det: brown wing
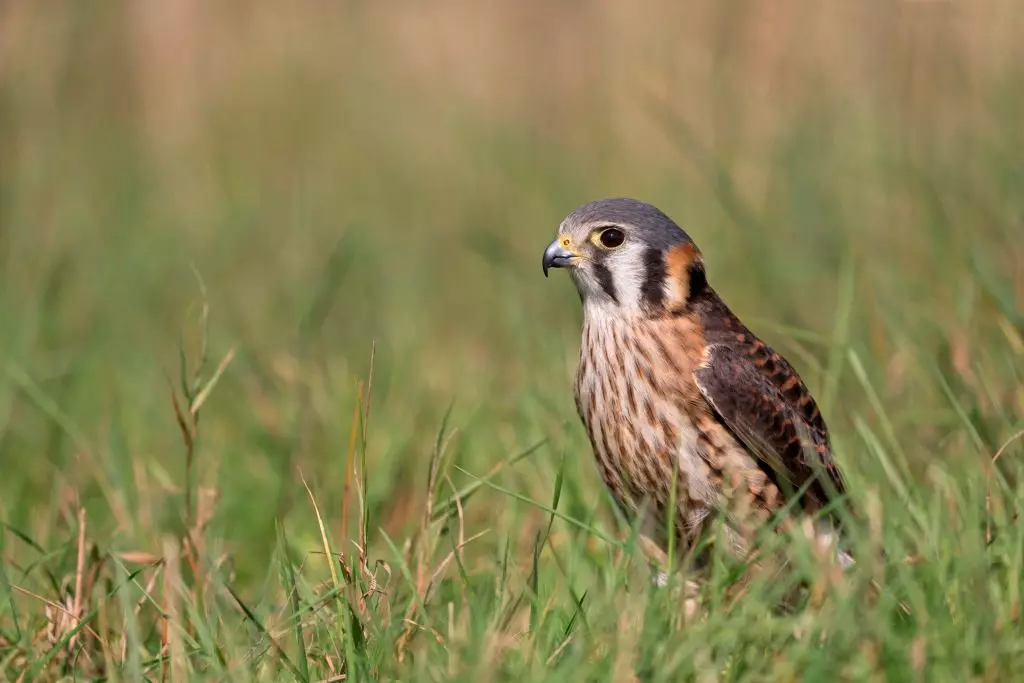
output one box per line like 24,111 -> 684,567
694,313 -> 845,510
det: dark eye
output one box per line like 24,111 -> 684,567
598,227 -> 625,248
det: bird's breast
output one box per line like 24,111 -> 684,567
574,315 -> 721,522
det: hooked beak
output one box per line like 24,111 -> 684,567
542,239 -> 579,277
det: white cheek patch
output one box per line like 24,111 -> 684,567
599,247 -> 647,314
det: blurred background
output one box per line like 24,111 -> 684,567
2,1 -> 1023,588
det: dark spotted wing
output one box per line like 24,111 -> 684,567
694,312 -> 845,509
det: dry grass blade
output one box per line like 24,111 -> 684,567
986,430 -> 1024,545
428,530 -> 488,600
122,561 -> 165,665
21,563 -> 156,681
361,341 -> 375,452
24,603 -> 103,681
189,346 -> 237,417
8,584 -> 104,644
118,551 -> 163,564
300,473 -> 341,591
358,343 -> 375,593
163,536 -> 187,682
71,508 -> 86,650
991,430 -> 1024,466
402,618 -> 447,647
396,411 -> 456,662
340,382 -> 364,565
167,377 -> 195,529
426,475 -> 472,597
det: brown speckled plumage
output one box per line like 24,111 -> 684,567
543,198 -> 848,564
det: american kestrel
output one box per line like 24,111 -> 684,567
542,198 -> 848,569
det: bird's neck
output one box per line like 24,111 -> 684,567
581,300 -> 647,328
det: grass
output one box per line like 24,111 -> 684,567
2,1 -> 1024,680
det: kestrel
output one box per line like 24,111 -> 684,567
542,198 -> 848,570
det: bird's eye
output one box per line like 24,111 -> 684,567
598,227 -> 625,249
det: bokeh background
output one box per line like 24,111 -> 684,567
2,1 -> 1024,675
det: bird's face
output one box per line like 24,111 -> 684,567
543,198 -> 706,318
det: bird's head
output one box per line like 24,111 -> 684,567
543,198 -> 707,318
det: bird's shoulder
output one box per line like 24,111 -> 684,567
683,289 -> 845,503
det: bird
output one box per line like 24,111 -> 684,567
542,197 -> 850,575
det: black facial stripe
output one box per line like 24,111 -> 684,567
687,259 -> 707,297
594,262 -> 618,304
640,247 -> 665,311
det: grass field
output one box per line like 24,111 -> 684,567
2,2 -> 1024,680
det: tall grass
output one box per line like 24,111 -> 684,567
1,1 -> 1023,680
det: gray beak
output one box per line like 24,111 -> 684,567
542,240 -> 578,277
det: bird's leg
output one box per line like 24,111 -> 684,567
638,534 -> 701,622
801,517 -> 856,571
637,532 -> 670,585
